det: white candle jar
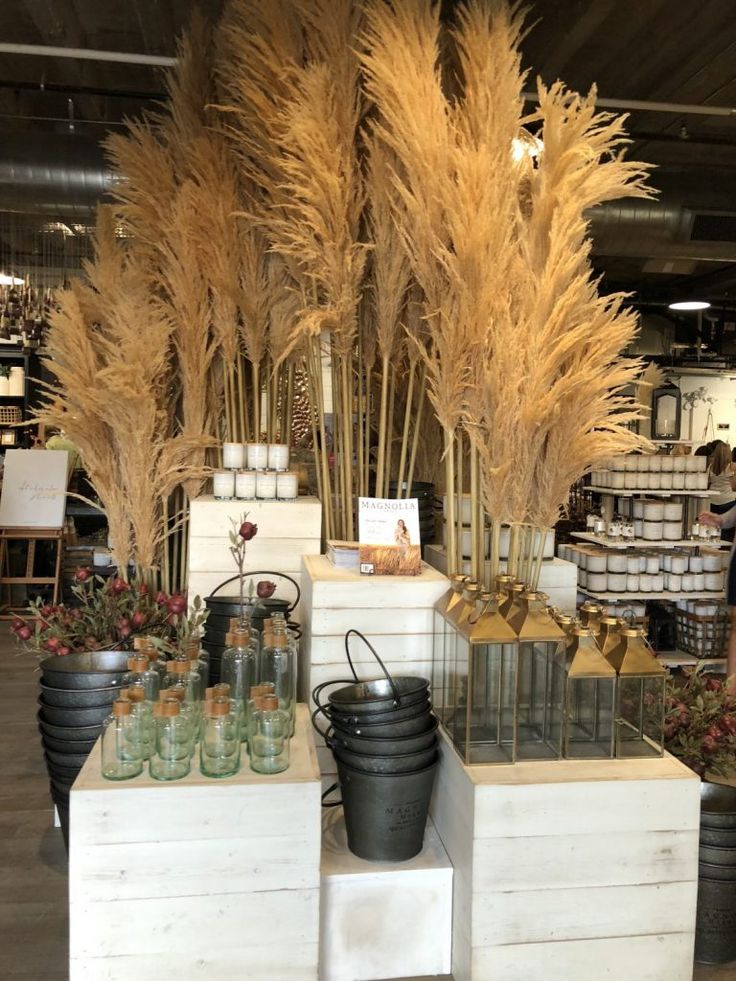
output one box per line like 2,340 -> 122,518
642,521 -> 663,541
608,573 -> 627,592
672,473 -> 685,489
638,455 -> 651,472
670,554 -> 689,575
639,574 -> 653,593
634,519 -> 643,537
222,442 -> 245,470
705,572 -> 724,591
660,472 -> 673,489
645,554 -> 660,574
667,573 -> 682,592
626,554 -> 640,574
660,456 -> 674,472
689,555 -> 704,574
643,501 -> 664,521
610,471 -> 625,489
672,456 -> 686,473
624,472 -> 638,489
587,572 -> 608,592
648,473 -> 662,489
276,471 -> 299,500
681,573 -> 694,592
703,553 -> 723,572
256,470 -> 277,499
268,443 -> 290,471
638,554 -> 647,573
213,470 -> 235,500
652,573 -> 664,592
685,456 -> 699,473
626,573 -> 640,591
684,473 -> 699,490
235,470 -> 257,499
697,472 -> 709,489
663,502 -> 683,521
649,455 -> 662,472
247,443 -> 269,470
693,573 -> 706,590
607,554 -> 628,574
663,521 -> 681,541
624,455 -> 638,472
636,472 -> 649,489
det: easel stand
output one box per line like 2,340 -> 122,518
0,526 -> 63,617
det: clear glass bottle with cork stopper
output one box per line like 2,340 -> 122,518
211,682 -> 240,737
160,685 -> 197,756
150,698 -> 191,781
134,636 -> 168,684
123,654 -> 160,702
248,693 -> 290,774
162,656 -> 202,710
101,698 -> 143,780
221,623 -> 259,740
124,685 -> 155,760
201,696 -> 241,778
259,625 -> 296,736
184,636 -> 209,691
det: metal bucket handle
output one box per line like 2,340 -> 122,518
321,782 -> 342,808
344,629 -> 401,705
311,704 -> 336,744
208,570 -> 301,614
311,678 -> 360,715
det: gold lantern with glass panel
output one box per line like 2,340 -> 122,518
432,575 -> 468,725
506,591 -> 566,760
579,601 -> 604,633
596,615 -> 623,658
560,624 -> 617,759
434,590 -> 518,764
606,626 -> 666,759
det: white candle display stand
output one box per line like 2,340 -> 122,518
430,727 -> 700,980
319,808 -> 453,981
301,554 -> 448,775
424,543 -> 578,613
69,705 -> 321,981
187,495 -> 322,618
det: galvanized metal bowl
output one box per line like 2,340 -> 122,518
39,683 -> 119,708
699,861 -> 736,882
333,744 -> 437,775
327,696 -> 431,726
701,826 -> 736,848
331,709 -> 436,740
40,651 -> 129,690
328,718 -> 439,757
41,735 -> 97,755
37,713 -> 102,742
38,701 -> 111,727
701,782 -> 736,829
327,676 -> 429,715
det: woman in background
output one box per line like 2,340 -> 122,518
708,441 -> 736,544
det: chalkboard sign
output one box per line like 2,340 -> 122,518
0,449 -> 70,529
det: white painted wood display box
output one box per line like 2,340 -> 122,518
430,727 -> 701,981
69,704 -> 322,981
300,554 -> 449,774
187,495 -> 322,616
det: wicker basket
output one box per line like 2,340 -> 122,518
675,607 -> 730,659
0,405 -> 21,425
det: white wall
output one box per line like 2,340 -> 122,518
670,373 -> 736,447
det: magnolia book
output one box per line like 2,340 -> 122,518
358,497 -> 422,576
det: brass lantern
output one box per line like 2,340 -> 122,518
596,616 -> 623,658
432,575 -> 468,725
507,591 -> 566,761
442,591 -> 518,764
579,601 -> 604,633
500,581 -> 525,620
606,626 -> 666,759
560,625 -> 617,759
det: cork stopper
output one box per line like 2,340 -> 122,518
129,655 -> 149,673
160,698 -> 181,717
225,628 -> 251,648
127,686 -> 146,703
265,633 -> 288,649
161,685 -> 186,702
185,637 -> 201,654
210,696 -> 230,717
250,684 -> 268,699
261,694 -> 279,711
205,686 -> 216,700
169,659 -> 189,675
213,683 -> 231,697
118,688 -> 131,700
112,699 -> 132,717
153,702 -> 163,718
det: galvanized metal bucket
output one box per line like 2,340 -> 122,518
696,782 -> 736,963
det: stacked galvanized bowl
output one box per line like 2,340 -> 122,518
37,652 -> 128,847
313,631 -> 438,862
696,782 -> 736,964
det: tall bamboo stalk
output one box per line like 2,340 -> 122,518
405,362 -> 427,498
375,353 -> 390,501
396,359 -> 416,497
384,364 -> 396,498
444,427 -> 457,577
470,440 -> 480,583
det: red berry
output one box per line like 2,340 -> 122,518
722,715 -> 736,735
111,578 -> 129,595
45,637 -> 60,652
118,626 -> 131,639
17,626 -> 32,641
708,725 -> 724,741
74,567 -> 91,582
238,521 -> 258,541
155,591 -> 168,606
256,580 -> 276,599
138,583 -> 149,597
58,646 -> 70,656
131,611 -> 146,629
167,594 -> 187,615
702,736 -> 718,754
10,618 -> 23,633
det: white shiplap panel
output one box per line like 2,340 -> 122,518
309,606 -> 435,637
69,889 -> 319,959
188,537 -> 320,572
471,880 -> 698,947
70,942 -> 319,981
73,833 -> 320,902
470,931 -> 695,981
472,829 -> 698,891
308,632 -> 434,665
304,555 -> 448,610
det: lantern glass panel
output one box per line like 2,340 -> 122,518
616,675 -> 666,758
516,639 -> 565,760
562,630 -> 617,760
432,608 -> 447,724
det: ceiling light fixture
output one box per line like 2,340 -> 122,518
668,300 -> 711,311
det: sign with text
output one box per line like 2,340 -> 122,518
0,449 -> 69,529
358,497 -> 422,576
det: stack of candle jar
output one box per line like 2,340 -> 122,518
100,617 -> 297,782
591,453 -> 708,491
560,542 -> 727,595
212,442 -> 299,502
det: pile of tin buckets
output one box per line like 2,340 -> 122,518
696,782 -> 736,964
312,630 -> 438,862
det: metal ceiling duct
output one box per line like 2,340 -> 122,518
0,134 -> 115,219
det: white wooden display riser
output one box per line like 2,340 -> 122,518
301,555 -> 448,775
429,728 -> 700,981
319,809 -> 452,981
187,495 -> 322,616
69,704 -> 321,981
424,544 -> 578,612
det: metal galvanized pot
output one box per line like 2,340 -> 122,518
37,714 -> 102,742
38,702 -> 111,727
333,745 -> 437,774
39,683 -> 119,708
330,709 -> 436,740
328,718 -> 439,756
41,735 -> 97,755
696,782 -> 736,963
336,757 -> 438,862
40,651 -> 129,689
327,695 -> 432,726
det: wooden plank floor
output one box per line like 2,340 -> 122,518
0,622 -> 735,981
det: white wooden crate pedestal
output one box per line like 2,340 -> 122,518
301,555 -> 449,775
424,544 -> 578,612
187,495 -> 322,617
319,808 -> 452,981
69,704 -> 321,981
429,727 -> 700,980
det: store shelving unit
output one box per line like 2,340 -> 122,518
578,586 -> 723,602
588,486 -> 714,498
572,531 -> 726,550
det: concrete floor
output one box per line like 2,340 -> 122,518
2,624 -> 736,981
